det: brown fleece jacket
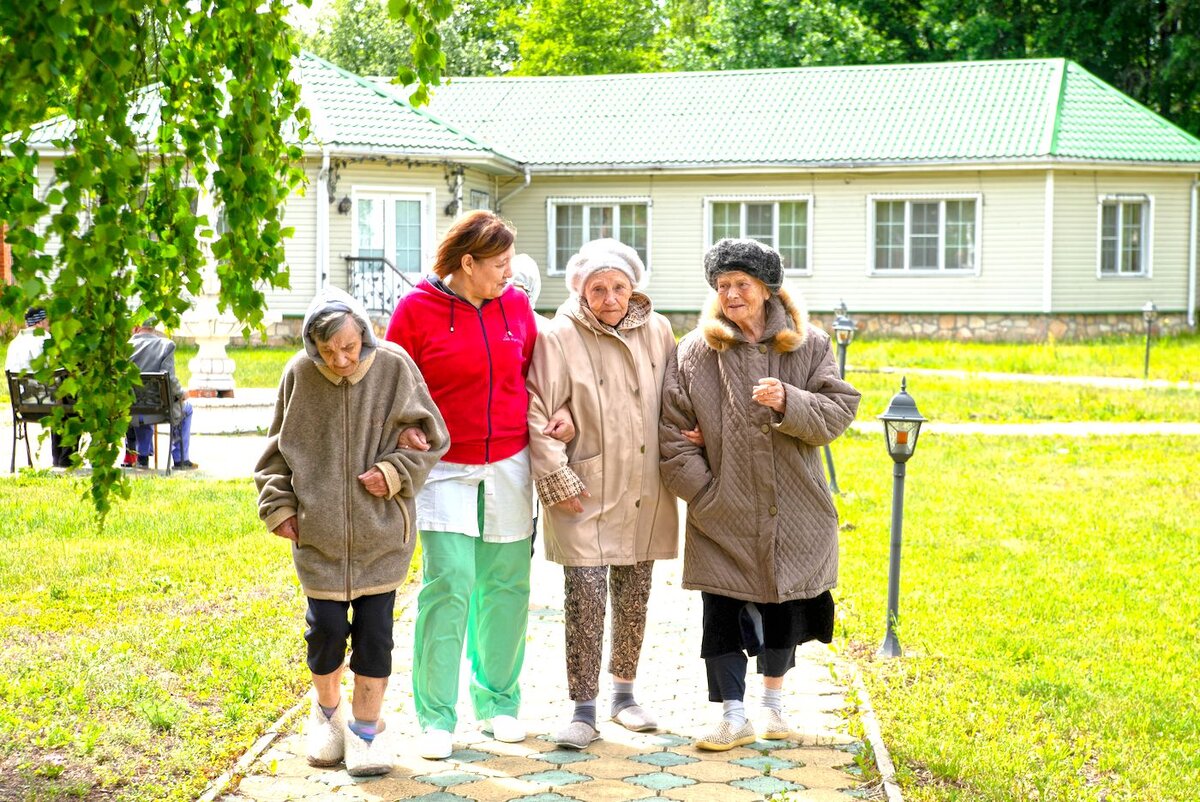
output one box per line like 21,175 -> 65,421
255,342 -> 449,601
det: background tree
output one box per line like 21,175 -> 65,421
510,0 -> 662,75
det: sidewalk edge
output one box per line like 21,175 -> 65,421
845,658 -> 904,802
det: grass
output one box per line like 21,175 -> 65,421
832,430 -> 1200,801
0,476 -> 308,801
173,344 -> 297,390
849,332 -> 1200,382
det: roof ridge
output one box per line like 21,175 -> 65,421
298,50 -> 523,164
1063,59 -> 1200,148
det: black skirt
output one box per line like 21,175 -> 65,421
699,590 -> 835,658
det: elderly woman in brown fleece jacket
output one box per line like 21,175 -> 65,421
659,239 -> 860,751
255,287 -> 448,777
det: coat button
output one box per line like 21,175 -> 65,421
640,444 -> 646,454
758,344 -> 767,353
761,424 -> 770,434
769,505 -> 777,516
635,499 -> 641,508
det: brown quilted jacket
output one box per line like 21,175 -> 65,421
659,288 -> 860,603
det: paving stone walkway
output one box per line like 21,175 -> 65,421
210,554 -> 878,802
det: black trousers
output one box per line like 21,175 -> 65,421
305,591 -> 396,678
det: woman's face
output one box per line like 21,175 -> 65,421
583,269 -> 633,326
462,245 -> 515,304
316,318 -> 363,377
715,270 -> 770,329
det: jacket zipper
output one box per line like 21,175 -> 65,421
343,381 -> 353,599
477,306 -> 494,464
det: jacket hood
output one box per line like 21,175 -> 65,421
559,291 -> 654,334
700,286 -> 809,353
302,287 -> 378,365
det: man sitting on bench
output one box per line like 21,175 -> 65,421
5,307 -> 75,468
123,317 -> 198,470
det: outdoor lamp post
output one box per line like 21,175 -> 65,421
832,302 -> 856,379
877,378 -> 926,658
1142,301 -> 1158,380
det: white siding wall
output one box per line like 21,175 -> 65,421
265,160 -> 320,317
500,170 -> 1047,314
1052,170 -> 1194,312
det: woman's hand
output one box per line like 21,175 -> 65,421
397,426 -> 430,451
752,376 -> 787,413
358,467 -> 389,498
273,516 -> 299,543
682,425 -> 705,447
553,488 -> 591,514
543,406 -> 575,443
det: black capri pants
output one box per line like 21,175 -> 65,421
305,591 -> 396,678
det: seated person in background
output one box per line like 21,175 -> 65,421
5,307 -> 75,468
124,317 -> 198,470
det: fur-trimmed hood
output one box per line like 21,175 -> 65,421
699,286 -> 811,353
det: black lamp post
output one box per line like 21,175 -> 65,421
877,378 -> 926,659
832,300 -> 856,379
1142,301 -> 1158,380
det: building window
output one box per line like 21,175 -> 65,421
547,199 -> 650,274
870,196 -> 979,273
707,198 -> 811,274
354,192 -> 432,272
469,189 -> 491,211
1099,197 -> 1150,276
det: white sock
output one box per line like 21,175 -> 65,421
761,686 -> 783,712
722,699 -> 746,726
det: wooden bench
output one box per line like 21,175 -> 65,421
6,370 -> 177,474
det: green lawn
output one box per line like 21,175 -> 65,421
174,344 -> 298,390
849,332 -> 1200,382
0,477 -> 308,800
833,430 -> 1200,801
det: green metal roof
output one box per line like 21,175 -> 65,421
419,59 -> 1200,170
22,52 -> 522,171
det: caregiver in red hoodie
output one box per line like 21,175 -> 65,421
386,210 -> 538,760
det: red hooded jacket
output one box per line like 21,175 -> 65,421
386,277 -> 537,465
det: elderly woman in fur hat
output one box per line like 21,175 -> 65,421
526,238 -> 679,749
659,239 -> 860,751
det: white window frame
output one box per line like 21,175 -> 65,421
1096,194 -> 1154,279
867,192 -> 983,276
703,195 -> 814,276
546,196 -> 653,275
469,189 -> 492,211
349,186 -> 437,274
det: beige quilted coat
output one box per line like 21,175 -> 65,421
527,293 -> 679,567
659,288 -> 860,603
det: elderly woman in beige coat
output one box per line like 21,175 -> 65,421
256,288 -> 449,776
659,239 -> 860,751
527,238 -> 679,750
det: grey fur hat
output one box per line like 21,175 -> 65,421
565,238 -> 645,295
704,238 -> 783,291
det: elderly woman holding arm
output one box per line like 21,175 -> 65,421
659,239 -> 860,751
255,287 -> 449,776
527,239 -> 679,750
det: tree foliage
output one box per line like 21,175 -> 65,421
0,0 -> 310,517
510,0 -> 662,76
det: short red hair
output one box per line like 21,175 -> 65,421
432,210 -> 516,278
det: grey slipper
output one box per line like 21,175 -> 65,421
612,704 -> 658,732
554,720 -> 600,750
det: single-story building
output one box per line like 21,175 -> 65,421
22,53 -> 1200,340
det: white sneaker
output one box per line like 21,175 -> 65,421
418,727 -> 453,760
344,720 -> 392,777
484,714 -> 526,743
305,700 -> 346,767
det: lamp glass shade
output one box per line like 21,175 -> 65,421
878,379 -> 926,463
833,315 -> 855,345
1142,301 -> 1157,323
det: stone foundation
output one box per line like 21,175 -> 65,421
662,310 -> 1193,342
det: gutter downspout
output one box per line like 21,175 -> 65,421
496,165 -> 531,213
316,149 -> 330,292
1189,175 -> 1197,328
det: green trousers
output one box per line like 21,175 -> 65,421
412,496 -> 531,731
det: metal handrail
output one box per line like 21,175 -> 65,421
345,255 -> 419,315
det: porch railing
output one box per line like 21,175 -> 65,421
345,255 -> 418,316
